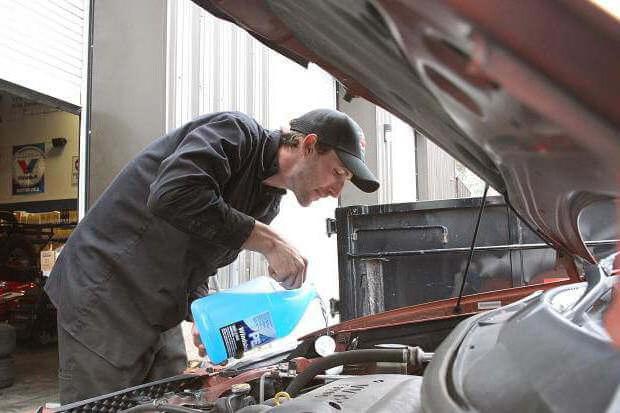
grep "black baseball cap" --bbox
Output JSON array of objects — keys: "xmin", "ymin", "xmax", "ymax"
[{"xmin": 290, "ymin": 109, "xmax": 380, "ymax": 193}]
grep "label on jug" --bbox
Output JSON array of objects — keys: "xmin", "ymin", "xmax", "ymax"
[{"xmin": 219, "ymin": 311, "xmax": 277, "ymax": 359}]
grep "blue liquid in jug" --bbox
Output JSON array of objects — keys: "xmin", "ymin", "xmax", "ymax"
[{"xmin": 191, "ymin": 276, "xmax": 318, "ymax": 364}]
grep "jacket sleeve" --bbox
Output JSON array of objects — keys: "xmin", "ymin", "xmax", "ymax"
[
  {"xmin": 186, "ymin": 275, "xmax": 213, "ymax": 322},
  {"xmin": 147, "ymin": 114, "xmax": 257, "ymax": 249}
]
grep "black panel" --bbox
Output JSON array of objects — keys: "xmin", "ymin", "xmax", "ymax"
[{"xmin": 337, "ymin": 197, "xmax": 617, "ymax": 320}]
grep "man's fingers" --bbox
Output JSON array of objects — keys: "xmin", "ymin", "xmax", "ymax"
[
  {"xmin": 192, "ymin": 323, "xmax": 205, "ymax": 358},
  {"xmin": 282, "ymin": 274, "xmax": 295, "ymax": 289},
  {"xmin": 264, "ymin": 243, "xmax": 307, "ymax": 289},
  {"xmin": 294, "ymin": 256, "xmax": 307, "ymax": 288},
  {"xmin": 296, "ymin": 269, "xmax": 305, "ymax": 289},
  {"xmin": 192, "ymin": 324, "xmax": 200, "ymax": 341},
  {"xmin": 302, "ymin": 257, "xmax": 308, "ymax": 283},
  {"xmin": 283, "ymin": 269, "xmax": 304, "ymax": 289},
  {"xmin": 287, "ymin": 271, "xmax": 301, "ymax": 289},
  {"xmin": 289, "ymin": 256, "xmax": 307, "ymax": 289}
]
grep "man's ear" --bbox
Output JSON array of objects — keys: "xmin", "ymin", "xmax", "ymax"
[{"xmin": 301, "ymin": 134, "xmax": 318, "ymax": 155}]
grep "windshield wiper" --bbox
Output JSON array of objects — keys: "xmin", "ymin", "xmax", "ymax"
[{"xmin": 454, "ymin": 184, "xmax": 490, "ymax": 314}]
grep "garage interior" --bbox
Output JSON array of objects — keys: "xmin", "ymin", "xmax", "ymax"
[{"xmin": 0, "ymin": 88, "xmax": 81, "ymax": 411}]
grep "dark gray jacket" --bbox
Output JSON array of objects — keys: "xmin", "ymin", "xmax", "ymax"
[{"xmin": 45, "ymin": 112, "xmax": 285, "ymax": 368}]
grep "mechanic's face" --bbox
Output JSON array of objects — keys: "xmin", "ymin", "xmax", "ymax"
[{"xmin": 288, "ymin": 136, "xmax": 352, "ymax": 207}]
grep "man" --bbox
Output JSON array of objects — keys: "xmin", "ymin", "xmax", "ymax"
[{"xmin": 45, "ymin": 109, "xmax": 379, "ymax": 403}]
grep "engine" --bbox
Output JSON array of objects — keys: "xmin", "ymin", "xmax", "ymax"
[{"xmin": 43, "ymin": 346, "xmax": 432, "ymax": 413}]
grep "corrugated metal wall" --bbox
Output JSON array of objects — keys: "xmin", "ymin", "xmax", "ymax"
[
  {"xmin": 455, "ymin": 176, "xmax": 471, "ymax": 198},
  {"xmin": 375, "ymin": 106, "xmax": 417, "ymax": 204},
  {"xmin": 416, "ymin": 131, "xmax": 465, "ymax": 201},
  {"xmin": 376, "ymin": 107, "xmax": 393, "ymax": 204},
  {"xmin": 339, "ymin": 99, "xmax": 418, "ymax": 207},
  {"xmin": 0, "ymin": 0, "xmax": 86, "ymax": 106},
  {"xmin": 167, "ymin": 0, "xmax": 273, "ymax": 289},
  {"xmin": 167, "ymin": 0, "xmax": 270, "ymax": 129}
]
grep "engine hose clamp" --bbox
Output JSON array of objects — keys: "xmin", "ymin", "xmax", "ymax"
[
  {"xmin": 274, "ymin": 391, "xmax": 291, "ymax": 406},
  {"xmin": 152, "ymin": 398, "xmax": 166, "ymax": 407}
]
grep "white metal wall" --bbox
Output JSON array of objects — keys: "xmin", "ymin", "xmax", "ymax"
[
  {"xmin": 167, "ymin": 0, "xmax": 337, "ymax": 298},
  {"xmin": 380, "ymin": 109, "xmax": 417, "ymax": 203},
  {"xmin": 416, "ymin": 131, "xmax": 461, "ymax": 201},
  {"xmin": 376, "ymin": 107, "xmax": 393, "ymax": 204},
  {"xmin": 0, "ymin": 0, "xmax": 86, "ymax": 106},
  {"xmin": 352, "ymin": 105, "xmax": 417, "ymax": 206},
  {"xmin": 167, "ymin": 0, "xmax": 270, "ymax": 129},
  {"xmin": 339, "ymin": 95, "xmax": 418, "ymax": 208},
  {"xmin": 167, "ymin": 0, "xmax": 273, "ymax": 288}
]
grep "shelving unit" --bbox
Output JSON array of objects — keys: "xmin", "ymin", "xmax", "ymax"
[
  {"xmin": 1, "ymin": 222, "xmax": 77, "ymax": 246},
  {"xmin": 6, "ymin": 222, "xmax": 78, "ymax": 245}
]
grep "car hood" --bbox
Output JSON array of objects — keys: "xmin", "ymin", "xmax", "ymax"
[{"xmin": 193, "ymin": 0, "xmax": 620, "ymax": 262}]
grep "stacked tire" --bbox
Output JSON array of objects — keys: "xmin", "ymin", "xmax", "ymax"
[{"xmin": 0, "ymin": 323, "xmax": 16, "ymax": 389}]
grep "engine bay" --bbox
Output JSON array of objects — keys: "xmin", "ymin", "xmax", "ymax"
[
  {"xmin": 44, "ymin": 272, "xmax": 620, "ymax": 413},
  {"xmin": 45, "ymin": 344, "xmax": 433, "ymax": 413}
]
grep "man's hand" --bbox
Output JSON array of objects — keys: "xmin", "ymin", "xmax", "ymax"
[
  {"xmin": 266, "ymin": 243, "xmax": 308, "ymax": 289},
  {"xmin": 243, "ymin": 221, "xmax": 307, "ymax": 289},
  {"xmin": 191, "ymin": 323, "xmax": 206, "ymax": 357}
]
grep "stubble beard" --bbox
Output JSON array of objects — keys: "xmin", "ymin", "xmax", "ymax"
[
  {"xmin": 289, "ymin": 165, "xmax": 316, "ymax": 207},
  {"xmin": 292, "ymin": 183, "xmax": 313, "ymax": 207}
]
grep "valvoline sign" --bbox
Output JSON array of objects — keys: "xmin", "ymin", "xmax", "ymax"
[{"xmin": 13, "ymin": 143, "xmax": 45, "ymax": 195}]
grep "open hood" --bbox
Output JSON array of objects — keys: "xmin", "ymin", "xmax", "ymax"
[{"xmin": 193, "ymin": 0, "xmax": 620, "ymax": 262}]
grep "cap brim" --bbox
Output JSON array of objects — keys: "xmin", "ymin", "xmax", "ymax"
[{"xmin": 336, "ymin": 150, "xmax": 380, "ymax": 193}]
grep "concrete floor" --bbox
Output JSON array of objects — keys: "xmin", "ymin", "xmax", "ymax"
[
  {"xmin": 0, "ymin": 343, "xmax": 59, "ymax": 413},
  {"xmin": 0, "ymin": 326, "xmax": 198, "ymax": 413}
]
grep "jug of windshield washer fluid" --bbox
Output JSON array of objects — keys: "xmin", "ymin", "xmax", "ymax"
[{"xmin": 191, "ymin": 276, "xmax": 318, "ymax": 364}]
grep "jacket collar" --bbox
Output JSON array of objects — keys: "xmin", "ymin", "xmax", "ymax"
[{"xmin": 259, "ymin": 129, "xmax": 286, "ymax": 195}]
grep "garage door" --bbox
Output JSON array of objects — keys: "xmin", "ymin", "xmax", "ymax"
[{"xmin": 0, "ymin": 0, "xmax": 86, "ymax": 106}]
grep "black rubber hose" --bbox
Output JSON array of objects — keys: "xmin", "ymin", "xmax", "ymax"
[
  {"xmin": 119, "ymin": 403, "xmax": 202, "ymax": 413},
  {"xmin": 285, "ymin": 348, "xmax": 409, "ymax": 397}
]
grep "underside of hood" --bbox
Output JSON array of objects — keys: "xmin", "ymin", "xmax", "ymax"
[{"xmin": 193, "ymin": 0, "xmax": 620, "ymax": 263}]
